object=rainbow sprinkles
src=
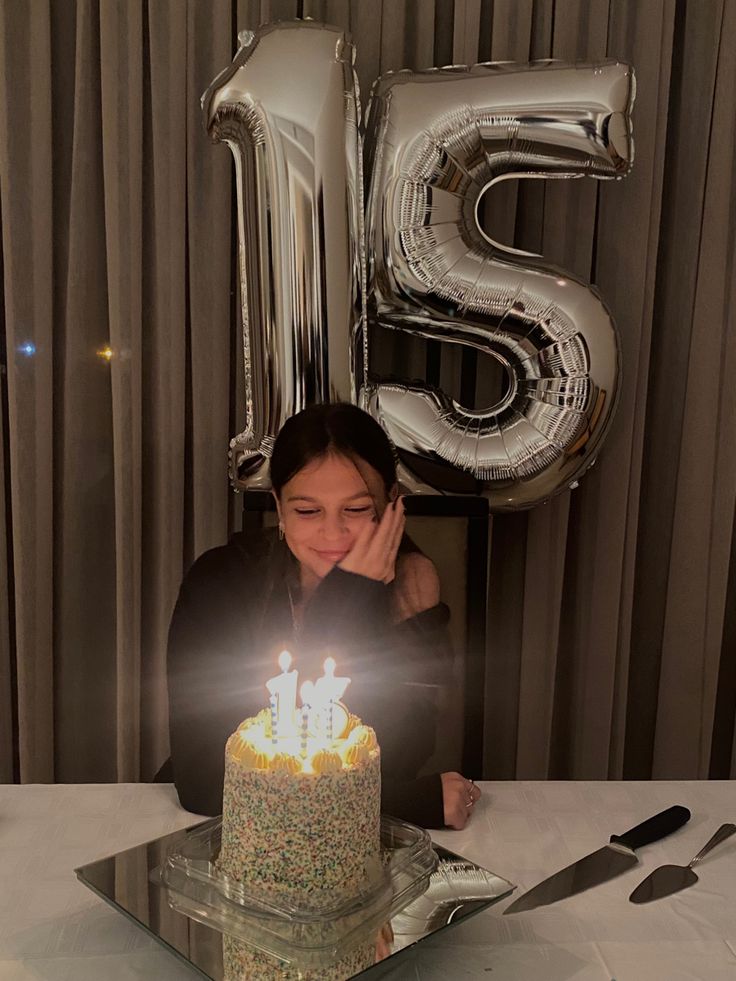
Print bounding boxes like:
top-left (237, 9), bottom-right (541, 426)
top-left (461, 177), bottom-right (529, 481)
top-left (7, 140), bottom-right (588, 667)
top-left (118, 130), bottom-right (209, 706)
top-left (216, 652), bottom-right (382, 908)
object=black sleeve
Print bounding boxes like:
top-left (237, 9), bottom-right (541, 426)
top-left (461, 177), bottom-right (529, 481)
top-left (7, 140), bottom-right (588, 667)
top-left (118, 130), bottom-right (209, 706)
top-left (166, 546), bottom-right (265, 816)
top-left (302, 566), bottom-right (452, 829)
top-left (383, 774), bottom-right (445, 829)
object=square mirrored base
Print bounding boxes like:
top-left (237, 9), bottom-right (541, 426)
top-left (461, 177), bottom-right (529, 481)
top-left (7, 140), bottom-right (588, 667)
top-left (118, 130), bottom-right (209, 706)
top-left (76, 818), bottom-right (515, 980)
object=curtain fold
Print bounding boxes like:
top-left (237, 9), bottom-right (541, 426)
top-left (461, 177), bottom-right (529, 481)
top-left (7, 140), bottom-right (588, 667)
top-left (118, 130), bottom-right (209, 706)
top-left (100, 0), bottom-right (144, 784)
top-left (552, 0), bottom-right (677, 780)
top-left (625, 0), bottom-right (733, 779)
top-left (605, 0), bottom-right (677, 777)
top-left (55, 0), bottom-right (118, 782)
top-left (0, 0), bottom-right (55, 782)
top-left (0, 363), bottom-right (12, 783)
top-left (1, 0), bottom-right (734, 785)
top-left (185, 0), bottom-right (233, 565)
top-left (651, 0), bottom-right (736, 778)
top-left (516, 497), bottom-right (569, 777)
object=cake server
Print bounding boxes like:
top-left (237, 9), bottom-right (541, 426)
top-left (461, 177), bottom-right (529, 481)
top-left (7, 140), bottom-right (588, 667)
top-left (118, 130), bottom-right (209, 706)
top-left (503, 805), bottom-right (691, 914)
top-left (629, 822), bottom-right (736, 904)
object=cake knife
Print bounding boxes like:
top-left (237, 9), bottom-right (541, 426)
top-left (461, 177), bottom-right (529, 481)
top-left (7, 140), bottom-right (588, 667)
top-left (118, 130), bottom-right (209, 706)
top-left (503, 804), bottom-right (691, 914)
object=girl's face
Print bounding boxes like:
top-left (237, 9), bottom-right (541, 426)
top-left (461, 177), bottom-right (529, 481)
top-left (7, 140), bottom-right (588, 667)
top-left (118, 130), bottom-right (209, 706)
top-left (275, 452), bottom-right (389, 584)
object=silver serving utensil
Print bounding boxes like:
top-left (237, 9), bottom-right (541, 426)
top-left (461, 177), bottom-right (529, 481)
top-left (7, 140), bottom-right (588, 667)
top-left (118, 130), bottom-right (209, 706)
top-left (629, 822), bottom-right (736, 904)
top-left (504, 805), bottom-right (691, 914)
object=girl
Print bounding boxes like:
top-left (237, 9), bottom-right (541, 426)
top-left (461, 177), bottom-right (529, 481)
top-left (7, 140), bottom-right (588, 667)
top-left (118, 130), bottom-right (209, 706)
top-left (164, 403), bottom-right (481, 827)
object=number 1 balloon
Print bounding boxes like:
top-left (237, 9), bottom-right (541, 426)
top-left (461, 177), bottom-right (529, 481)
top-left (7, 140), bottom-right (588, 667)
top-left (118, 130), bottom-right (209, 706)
top-left (202, 22), bottom-right (364, 489)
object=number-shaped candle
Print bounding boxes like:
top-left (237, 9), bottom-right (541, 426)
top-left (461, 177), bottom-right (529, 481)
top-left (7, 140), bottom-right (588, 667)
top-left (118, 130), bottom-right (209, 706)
top-left (265, 650), bottom-right (298, 738)
top-left (314, 657), bottom-right (351, 739)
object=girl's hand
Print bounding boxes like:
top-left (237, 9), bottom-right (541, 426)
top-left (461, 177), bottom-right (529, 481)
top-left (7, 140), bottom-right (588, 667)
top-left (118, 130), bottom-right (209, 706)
top-left (374, 921), bottom-right (394, 962)
top-left (337, 497), bottom-right (405, 583)
top-left (441, 771), bottom-right (482, 829)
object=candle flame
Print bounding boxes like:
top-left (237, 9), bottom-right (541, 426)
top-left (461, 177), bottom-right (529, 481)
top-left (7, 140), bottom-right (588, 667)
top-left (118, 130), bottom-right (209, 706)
top-left (278, 650), bottom-right (292, 672)
top-left (323, 656), bottom-right (336, 677)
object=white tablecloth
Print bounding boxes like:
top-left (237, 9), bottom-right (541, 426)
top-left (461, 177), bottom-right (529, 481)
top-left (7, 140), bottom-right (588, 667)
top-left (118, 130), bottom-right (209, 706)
top-left (0, 781), bottom-right (734, 980)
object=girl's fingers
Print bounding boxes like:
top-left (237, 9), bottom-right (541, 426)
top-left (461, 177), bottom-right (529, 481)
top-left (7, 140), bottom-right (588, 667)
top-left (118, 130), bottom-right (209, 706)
top-left (441, 772), bottom-right (471, 829)
top-left (357, 515), bottom-right (377, 544)
top-left (370, 497), bottom-right (399, 549)
top-left (339, 517), bottom-right (376, 568)
top-left (382, 500), bottom-right (405, 566)
top-left (363, 501), bottom-right (399, 567)
top-left (340, 496), bottom-right (406, 582)
top-left (388, 501), bottom-right (405, 558)
top-left (382, 513), bottom-right (405, 582)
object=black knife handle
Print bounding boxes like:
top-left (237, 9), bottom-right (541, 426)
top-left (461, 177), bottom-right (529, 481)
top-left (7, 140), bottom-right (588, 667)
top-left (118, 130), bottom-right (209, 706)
top-left (610, 805), bottom-right (691, 852)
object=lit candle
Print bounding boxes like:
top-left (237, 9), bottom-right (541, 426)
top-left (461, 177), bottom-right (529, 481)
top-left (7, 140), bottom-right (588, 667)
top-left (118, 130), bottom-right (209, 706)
top-left (300, 681), bottom-right (314, 758)
top-left (314, 657), bottom-right (351, 740)
top-left (265, 650), bottom-right (298, 738)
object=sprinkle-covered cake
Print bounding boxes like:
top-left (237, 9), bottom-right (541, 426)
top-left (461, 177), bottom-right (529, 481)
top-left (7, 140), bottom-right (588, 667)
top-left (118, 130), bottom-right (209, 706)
top-left (222, 932), bottom-right (377, 981)
top-left (217, 694), bottom-right (381, 909)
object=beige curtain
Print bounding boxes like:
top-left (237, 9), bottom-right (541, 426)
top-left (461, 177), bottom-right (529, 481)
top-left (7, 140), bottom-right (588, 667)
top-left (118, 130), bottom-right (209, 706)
top-left (1, 0), bottom-right (734, 785)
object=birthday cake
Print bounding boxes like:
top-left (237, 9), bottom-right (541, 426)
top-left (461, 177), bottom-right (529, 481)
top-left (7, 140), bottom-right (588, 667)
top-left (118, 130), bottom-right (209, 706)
top-left (216, 654), bottom-right (382, 909)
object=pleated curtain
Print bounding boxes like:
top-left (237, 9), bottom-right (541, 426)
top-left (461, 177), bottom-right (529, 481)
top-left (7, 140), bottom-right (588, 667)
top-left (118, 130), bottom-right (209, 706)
top-left (0, 0), bottom-right (734, 785)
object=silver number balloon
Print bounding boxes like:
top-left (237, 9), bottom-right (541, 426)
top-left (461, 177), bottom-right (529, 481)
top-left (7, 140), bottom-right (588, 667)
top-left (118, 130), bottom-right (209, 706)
top-left (202, 22), bottom-right (364, 488)
top-left (363, 61), bottom-right (634, 509)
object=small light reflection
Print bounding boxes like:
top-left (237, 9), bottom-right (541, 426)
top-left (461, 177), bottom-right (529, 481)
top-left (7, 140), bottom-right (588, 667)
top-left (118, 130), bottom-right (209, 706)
top-left (18, 342), bottom-right (36, 357)
top-left (556, 278), bottom-right (567, 287)
top-left (97, 345), bottom-right (114, 362)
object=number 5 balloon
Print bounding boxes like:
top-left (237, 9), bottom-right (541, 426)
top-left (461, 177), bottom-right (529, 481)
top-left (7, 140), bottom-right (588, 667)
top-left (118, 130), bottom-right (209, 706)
top-left (364, 60), bottom-right (634, 509)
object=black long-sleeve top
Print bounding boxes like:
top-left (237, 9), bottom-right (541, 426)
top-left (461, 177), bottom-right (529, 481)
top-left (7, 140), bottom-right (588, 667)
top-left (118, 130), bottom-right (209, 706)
top-left (164, 528), bottom-right (452, 828)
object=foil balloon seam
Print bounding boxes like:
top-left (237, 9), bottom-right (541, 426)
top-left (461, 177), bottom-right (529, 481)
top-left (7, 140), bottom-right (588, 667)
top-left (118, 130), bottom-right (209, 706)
top-left (211, 103), bottom-right (269, 474)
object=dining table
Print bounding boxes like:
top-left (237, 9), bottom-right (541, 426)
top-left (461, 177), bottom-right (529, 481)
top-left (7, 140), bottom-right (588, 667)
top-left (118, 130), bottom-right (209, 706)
top-left (1, 780), bottom-right (734, 980)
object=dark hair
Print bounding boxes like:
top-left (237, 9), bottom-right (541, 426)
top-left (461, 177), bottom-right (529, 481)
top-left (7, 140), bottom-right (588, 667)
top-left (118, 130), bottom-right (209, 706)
top-left (270, 403), bottom-right (397, 498)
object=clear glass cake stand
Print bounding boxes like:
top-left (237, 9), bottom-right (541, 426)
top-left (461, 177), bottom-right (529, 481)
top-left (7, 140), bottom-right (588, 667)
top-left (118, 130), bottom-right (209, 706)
top-left (76, 815), bottom-right (515, 980)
